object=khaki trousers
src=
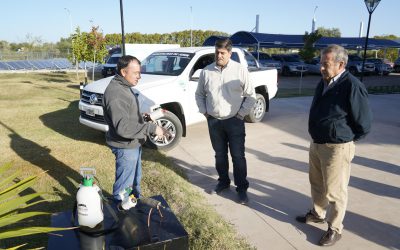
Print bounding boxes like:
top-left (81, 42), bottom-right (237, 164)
top-left (309, 141), bottom-right (355, 233)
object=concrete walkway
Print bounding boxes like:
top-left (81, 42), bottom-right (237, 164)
top-left (167, 94), bottom-right (400, 250)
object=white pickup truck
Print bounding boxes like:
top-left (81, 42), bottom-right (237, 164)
top-left (79, 47), bottom-right (278, 150)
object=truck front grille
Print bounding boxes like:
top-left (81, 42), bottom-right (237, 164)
top-left (81, 90), bottom-right (103, 106)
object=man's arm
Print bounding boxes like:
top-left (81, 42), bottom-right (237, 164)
top-left (195, 69), bottom-right (207, 116)
top-left (107, 98), bottom-right (156, 139)
top-left (237, 67), bottom-right (256, 118)
top-left (350, 83), bottom-right (372, 141)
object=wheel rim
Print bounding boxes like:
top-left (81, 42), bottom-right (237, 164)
top-left (253, 98), bottom-right (265, 119)
top-left (149, 118), bottom-right (176, 146)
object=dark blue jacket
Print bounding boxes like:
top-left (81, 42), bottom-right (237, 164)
top-left (308, 71), bottom-right (372, 144)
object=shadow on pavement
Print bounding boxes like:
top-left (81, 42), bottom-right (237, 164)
top-left (169, 146), bottom-right (400, 248)
top-left (277, 143), bottom-right (400, 198)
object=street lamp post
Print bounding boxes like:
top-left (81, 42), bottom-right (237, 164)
top-left (311, 6), bottom-right (318, 33)
top-left (190, 6), bottom-right (193, 47)
top-left (119, 0), bottom-right (126, 56)
top-left (64, 7), bottom-right (76, 79)
top-left (64, 8), bottom-right (72, 34)
top-left (360, 0), bottom-right (381, 82)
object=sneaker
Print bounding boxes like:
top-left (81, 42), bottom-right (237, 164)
top-left (295, 210), bottom-right (325, 224)
top-left (319, 228), bottom-right (341, 246)
top-left (237, 191), bottom-right (249, 205)
top-left (210, 183), bottom-right (230, 195)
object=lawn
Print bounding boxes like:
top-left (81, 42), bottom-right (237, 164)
top-left (0, 72), bottom-right (253, 249)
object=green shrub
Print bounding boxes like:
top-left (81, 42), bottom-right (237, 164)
top-left (0, 162), bottom-right (74, 249)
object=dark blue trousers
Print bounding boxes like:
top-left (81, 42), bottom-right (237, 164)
top-left (207, 116), bottom-right (249, 192)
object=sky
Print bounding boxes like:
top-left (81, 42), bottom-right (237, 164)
top-left (1, 0), bottom-right (399, 44)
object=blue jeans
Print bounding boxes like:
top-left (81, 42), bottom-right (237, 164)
top-left (110, 146), bottom-right (142, 201)
top-left (207, 116), bottom-right (249, 192)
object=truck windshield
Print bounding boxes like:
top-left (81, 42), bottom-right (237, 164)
top-left (141, 52), bottom-right (194, 76)
top-left (106, 56), bottom-right (120, 64)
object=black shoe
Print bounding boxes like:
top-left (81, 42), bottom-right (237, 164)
top-left (237, 191), bottom-right (249, 205)
top-left (295, 210), bottom-right (325, 224)
top-left (319, 228), bottom-right (341, 246)
top-left (210, 183), bottom-right (230, 194)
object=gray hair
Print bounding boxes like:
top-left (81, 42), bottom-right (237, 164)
top-left (321, 44), bottom-right (348, 66)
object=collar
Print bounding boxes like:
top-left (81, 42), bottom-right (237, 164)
top-left (325, 69), bottom-right (345, 85)
top-left (114, 74), bottom-right (133, 88)
top-left (214, 59), bottom-right (231, 71)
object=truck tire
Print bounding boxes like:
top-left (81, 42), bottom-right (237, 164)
top-left (145, 110), bottom-right (182, 151)
top-left (245, 93), bottom-right (266, 123)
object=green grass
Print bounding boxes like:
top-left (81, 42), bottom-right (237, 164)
top-left (367, 85), bottom-right (400, 94)
top-left (0, 72), bottom-right (253, 249)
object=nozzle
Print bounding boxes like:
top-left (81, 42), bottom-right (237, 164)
top-left (138, 197), bottom-right (171, 212)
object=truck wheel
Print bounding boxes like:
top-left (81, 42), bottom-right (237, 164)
top-left (245, 93), bottom-right (266, 123)
top-left (146, 110), bottom-right (182, 151)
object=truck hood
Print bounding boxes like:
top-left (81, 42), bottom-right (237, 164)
top-left (83, 74), bottom-right (178, 94)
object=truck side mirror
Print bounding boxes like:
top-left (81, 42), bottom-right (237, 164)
top-left (190, 69), bottom-right (202, 81)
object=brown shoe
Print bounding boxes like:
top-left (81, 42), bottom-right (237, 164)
top-left (295, 210), bottom-right (325, 224)
top-left (319, 228), bottom-right (341, 246)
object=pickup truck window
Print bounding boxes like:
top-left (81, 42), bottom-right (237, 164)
top-left (191, 54), bottom-right (215, 77)
top-left (231, 52), bottom-right (240, 63)
top-left (141, 52), bottom-right (194, 76)
top-left (244, 50), bottom-right (258, 68)
top-left (106, 56), bottom-right (120, 64)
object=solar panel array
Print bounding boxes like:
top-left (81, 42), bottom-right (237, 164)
top-left (0, 58), bottom-right (100, 71)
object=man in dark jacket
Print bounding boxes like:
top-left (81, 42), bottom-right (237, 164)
top-left (102, 55), bottom-right (167, 202)
top-left (296, 44), bottom-right (372, 246)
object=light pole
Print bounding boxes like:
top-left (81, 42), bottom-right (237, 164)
top-left (360, 0), bottom-right (381, 82)
top-left (119, 0), bottom-right (126, 56)
top-left (312, 6), bottom-right (318, 33)
top-left (190, 6), bottom-right (193, 47)
top-left (64, 7), bottom-right (75, 76)
top-left (64, 8), bottom-right (72, 34)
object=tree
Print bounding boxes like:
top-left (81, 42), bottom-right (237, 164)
top-left (317, 27), bottom-right (341, 37)
top-left (71, 27), bottom-right (89, 80)
top-left (104, 33), bottom-right (121, 47)
top-left (86, 26), bottom-right (108, 81)
top-left (86, 26), bottom-right (107, 63)
top-left (0, 40), bottom-right (10, 51)
top-left (373, 34), bottom-right (399, 62)
top-left (56, 37), bottom-right (73, 58)
top-left (103, 30), bottom-right (229, 49)
top-left (299, 31), bottom-right (322, 62)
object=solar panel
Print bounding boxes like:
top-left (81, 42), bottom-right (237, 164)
top-left (34, 60), bottom-right (48, 69)
top-left (7, 61), bottom-right (25, 70)
top-left (0, 62), bottom-right (12, 70)
top-left (0, 58), bottom-right (85, 71)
